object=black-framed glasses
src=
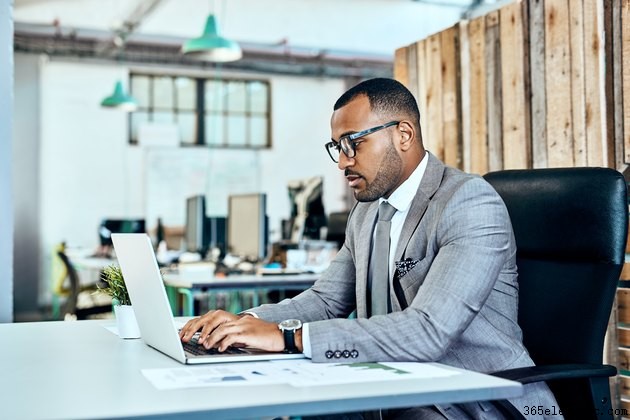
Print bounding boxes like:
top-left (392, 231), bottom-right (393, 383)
top-left (324, 121), bottom-right (400, 163)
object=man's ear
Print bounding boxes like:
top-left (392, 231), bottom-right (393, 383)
top-left (398, 121), bottom-right (415, 151)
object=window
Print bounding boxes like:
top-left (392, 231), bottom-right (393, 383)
top-left (129, 74), bottom-right (271, 148)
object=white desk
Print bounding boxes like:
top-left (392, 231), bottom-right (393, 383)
top-left (1, 320), bottom-right (522, 420)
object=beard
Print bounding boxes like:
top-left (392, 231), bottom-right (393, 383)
top-left (354, 140), bottom-right (403, 202)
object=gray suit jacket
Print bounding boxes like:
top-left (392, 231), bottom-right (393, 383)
top-left (252, 153), bottom-right (560, 418)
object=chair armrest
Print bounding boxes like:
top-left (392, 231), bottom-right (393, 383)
top-left (488, 364), bottom-right (617, 419)
top-left (491, 363), bottom-right (617, 385)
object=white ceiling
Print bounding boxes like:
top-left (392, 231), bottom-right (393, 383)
top-left (13, 0), bottom-right (505, 57)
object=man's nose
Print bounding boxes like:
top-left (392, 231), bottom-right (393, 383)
top-left (337, 151), bottom-right (354, 171)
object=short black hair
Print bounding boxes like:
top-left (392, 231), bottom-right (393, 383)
top-left (334, 78), bottom-right (421, 129)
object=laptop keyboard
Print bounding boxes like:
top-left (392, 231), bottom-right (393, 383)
top-left (183, 337), bottom-right (246, 356)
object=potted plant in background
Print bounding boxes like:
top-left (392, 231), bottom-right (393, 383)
top-left (98, 265), bottom-right (140, 339)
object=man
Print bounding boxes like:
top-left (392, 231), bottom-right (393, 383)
top-left (179, 78), bottom-right (559, 419)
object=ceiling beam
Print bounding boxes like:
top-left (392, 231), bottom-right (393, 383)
top-left (14, 22), bottom-right (393, 79)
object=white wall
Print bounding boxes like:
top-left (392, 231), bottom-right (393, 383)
top-left (1, 0), bottom-right (14, 323)
top-left (26, 58), bottom-right (347, 306)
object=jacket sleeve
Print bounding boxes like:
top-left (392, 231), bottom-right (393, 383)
top-left (248, 242), bottom-right (358, 323)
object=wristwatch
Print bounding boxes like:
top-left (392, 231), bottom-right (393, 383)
top-left (278, 319), bottom-right (302, 353)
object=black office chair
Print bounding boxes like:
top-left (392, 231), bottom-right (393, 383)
top-left (483, 167), bottom-right (628, 418)
top-left (56, 250), bottom-right (113, 320)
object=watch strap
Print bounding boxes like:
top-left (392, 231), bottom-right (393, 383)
top-left (282, 328), bottom-right (298, 353)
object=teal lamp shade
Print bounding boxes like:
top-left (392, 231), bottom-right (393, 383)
top-left (181, 14), bottom-right (242, 62)
top-left (101, 81), bottom-right (138, 112)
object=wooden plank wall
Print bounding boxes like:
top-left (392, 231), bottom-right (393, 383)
top-left (622, 0), bottom-right (630, 166)
top-left (394, 0), bottom-right (627, 174)
top-left (395, 0), bottom-right (630, 409)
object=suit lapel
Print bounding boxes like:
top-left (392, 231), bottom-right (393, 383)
top-left (393, 153), bottom-right (445, 263)
top-left (356, 153), bottom-right (446, 316)
top-left (356, 202), bottom-right (379, 318)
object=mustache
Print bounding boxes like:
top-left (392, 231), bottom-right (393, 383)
top-left (345, 169), bottom-right (363, 178)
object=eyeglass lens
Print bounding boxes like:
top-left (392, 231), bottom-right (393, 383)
top-left (327, 142), bottom-right (341, 162)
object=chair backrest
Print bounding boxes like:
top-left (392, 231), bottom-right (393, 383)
top-left (56, 250), bottom-right (80, 316)
top-left (484, 167), bottom-right (628, 367)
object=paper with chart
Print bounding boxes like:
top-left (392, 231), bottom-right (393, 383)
top-left (141, 360), bottom-right (461, 390)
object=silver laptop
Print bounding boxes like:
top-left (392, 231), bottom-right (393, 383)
top-left (111, 233), bottom-right (305, 364)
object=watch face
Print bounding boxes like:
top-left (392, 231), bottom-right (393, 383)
top-left (280, 319), bottom-right (302, 330)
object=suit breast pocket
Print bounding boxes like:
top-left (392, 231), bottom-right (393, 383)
top-left (395, 256), bottom-right (433, 292)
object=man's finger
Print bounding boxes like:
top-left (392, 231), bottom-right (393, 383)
top-left (179, 317), bottom-right (201, 340)
top-left (203, 322), bottom-right (240, 349)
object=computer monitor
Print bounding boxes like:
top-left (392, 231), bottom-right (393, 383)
top-left (227, 193), bottom-right (267, 261)
top-left (99, 219), bottom-right (146, 247)
top-left (185, 195), bottom-right (207, 254)
top-left (287, 176), bottom-right (327, 242)
top-left (206, 216), bottom-right (227, 258)
top-left (326, 211), bottom-right (349, 248)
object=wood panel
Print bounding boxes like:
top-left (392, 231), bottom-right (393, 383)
top-left (529, 0), bottom-right (547, 168)
top-left (623, 0), bottom-right (630, 163)
top-left (613, 0), bottom-right (625, 169)
top-left (441, 25), bottom-right (462, 169)
top-left (500, 1), bottom-right (530, 169)
top-left (601, 0), bottom-right (623, 168)
top-left (485, 11), bottom-right (503, 171)
top-left (619, 288), bottom-right (630, 324)
top-left (394, 47), bottom-right (409, 88)
top-left (406, 43), bottom-right (419, 102)
top-left (621, 347), bottom-right (630, 371)
top-left (425, 33), bottom-right (444, 160)
top-left (416, 40), bottom-right (429, 145)
top-left (570, 0), bottom-right (588, 166)
top-left (583, 0), bottom-right (607, 166)
top-left (468, 16), bottom-right (488, 175)
top-left (459, 20), bottom-right (472, 173)
top-left (545, 0), bottom-right (574, 167)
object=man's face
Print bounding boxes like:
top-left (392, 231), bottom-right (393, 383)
top-left (330, 95), bottom-right (403, 202)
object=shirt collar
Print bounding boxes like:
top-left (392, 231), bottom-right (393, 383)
top-left (380, 152), bottom-right (428, 212)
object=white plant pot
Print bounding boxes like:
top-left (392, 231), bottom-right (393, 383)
top-left (114, 305), bottom-right (141, 339)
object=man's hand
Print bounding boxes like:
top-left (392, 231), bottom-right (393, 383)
top-left (178, 310), bottom-right (286, 353)
top-left (179, 310), bottom-right (240, 343)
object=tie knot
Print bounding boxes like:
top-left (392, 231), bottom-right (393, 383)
top-left (378, 201), bottom-right (396, 222)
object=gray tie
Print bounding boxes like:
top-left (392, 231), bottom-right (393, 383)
top-left (370, 201), bottom-right (397, 316)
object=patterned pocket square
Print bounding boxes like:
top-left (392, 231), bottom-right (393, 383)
top-left (395, 258), bottom-right (420, 279)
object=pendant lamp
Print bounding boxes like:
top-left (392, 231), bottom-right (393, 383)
top-left (101, 80), bottom-right (138, 112)
top-left (181, 14), bottom-right (242, 62)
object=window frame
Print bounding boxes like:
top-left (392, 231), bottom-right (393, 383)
top-left (128, 73), bottom-right (271, 149)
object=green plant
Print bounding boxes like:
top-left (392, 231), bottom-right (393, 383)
top-left (98, 265), bottom-right (131, 306)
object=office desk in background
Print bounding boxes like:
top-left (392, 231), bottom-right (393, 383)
top-left (65, 254), bottom-right (318, 316)
top-left (162, 271), bottom-right (319, 316)
top-left (65, 254), bottom-right (114, 285)
top-left (0, 319), bottom-right (522, 420)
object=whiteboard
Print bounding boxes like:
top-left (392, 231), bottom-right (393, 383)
top-left (144, 148), bottom-right (262, 231)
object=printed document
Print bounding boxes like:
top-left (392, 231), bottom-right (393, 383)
top-left (141, 360), bottom-right (460, 390)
